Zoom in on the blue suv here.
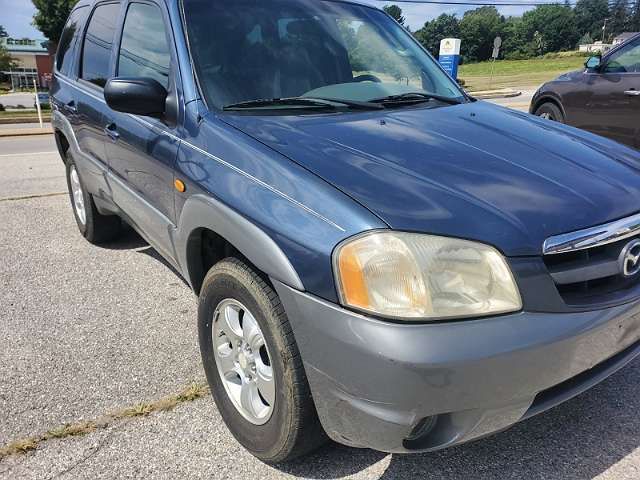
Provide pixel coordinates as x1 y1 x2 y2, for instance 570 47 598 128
52 0 640 463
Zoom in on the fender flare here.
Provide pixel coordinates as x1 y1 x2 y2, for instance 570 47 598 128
174 194 304 293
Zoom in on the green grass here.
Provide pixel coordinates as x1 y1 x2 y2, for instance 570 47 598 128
459 54 587 91
0 109 50 118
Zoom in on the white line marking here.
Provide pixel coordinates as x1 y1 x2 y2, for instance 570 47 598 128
0 151 58 158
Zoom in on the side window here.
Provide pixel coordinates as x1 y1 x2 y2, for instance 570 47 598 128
117 3 171 88
604 39 640 74
56 6 89 75
81 3 121 88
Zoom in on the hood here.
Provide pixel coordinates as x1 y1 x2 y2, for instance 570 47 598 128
220 101 640 256
554 69 584 82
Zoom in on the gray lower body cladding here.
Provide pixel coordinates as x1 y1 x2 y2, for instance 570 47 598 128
274 281 640 453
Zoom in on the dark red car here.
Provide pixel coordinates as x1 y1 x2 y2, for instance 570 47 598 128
530 33 640 148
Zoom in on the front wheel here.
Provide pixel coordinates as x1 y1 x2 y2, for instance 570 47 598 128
198 258 327 463
535 102 564 123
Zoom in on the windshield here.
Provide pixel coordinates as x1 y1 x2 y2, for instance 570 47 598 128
182 0 465 111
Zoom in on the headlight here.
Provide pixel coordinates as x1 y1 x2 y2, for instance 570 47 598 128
333 231 521 320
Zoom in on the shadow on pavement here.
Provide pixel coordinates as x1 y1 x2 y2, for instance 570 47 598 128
278 359 640 480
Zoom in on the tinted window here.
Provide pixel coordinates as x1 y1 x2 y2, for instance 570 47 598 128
81 3 121 87
118 3 171 87
605 38 640 73
56 6 89 75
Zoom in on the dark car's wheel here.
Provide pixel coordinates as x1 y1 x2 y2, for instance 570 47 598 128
64 154 121 244
198 258 327 463
535 102 564 122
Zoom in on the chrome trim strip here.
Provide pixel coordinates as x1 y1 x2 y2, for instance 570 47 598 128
55 75 344 232
543 213 640 255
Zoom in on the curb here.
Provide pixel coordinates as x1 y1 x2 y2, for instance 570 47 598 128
470 90 522 100
0 127 53 138
0 116 52 125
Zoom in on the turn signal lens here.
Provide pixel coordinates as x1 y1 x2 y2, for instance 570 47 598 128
333 232 521 320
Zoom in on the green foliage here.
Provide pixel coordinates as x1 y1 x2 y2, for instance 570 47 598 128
383 5 405 26
32 0 79 44
414 14 460 57
632 0 640 31
459 7 504 62
519 5 579 55
607 0 631 40
574 0 609 40
0 44 17 71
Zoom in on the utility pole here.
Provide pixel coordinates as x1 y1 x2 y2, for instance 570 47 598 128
602 18 608 43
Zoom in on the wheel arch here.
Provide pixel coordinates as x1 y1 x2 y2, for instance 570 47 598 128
531 94 566 120
176 195 304 295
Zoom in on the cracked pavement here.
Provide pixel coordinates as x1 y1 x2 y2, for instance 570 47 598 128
1 134 640 479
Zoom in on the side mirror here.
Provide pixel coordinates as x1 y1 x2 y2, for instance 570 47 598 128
585 56 601 71
104 77 167 117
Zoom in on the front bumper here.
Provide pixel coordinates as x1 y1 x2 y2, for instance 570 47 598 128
274 281 640 453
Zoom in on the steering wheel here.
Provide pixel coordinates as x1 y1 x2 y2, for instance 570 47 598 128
353 74 382 83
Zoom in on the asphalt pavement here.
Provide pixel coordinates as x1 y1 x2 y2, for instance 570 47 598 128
1 134 639 479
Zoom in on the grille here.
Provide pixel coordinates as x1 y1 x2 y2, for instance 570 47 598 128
543 235 640 308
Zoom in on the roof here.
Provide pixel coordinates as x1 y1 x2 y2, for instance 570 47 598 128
0 37 49 54
614 32 639 41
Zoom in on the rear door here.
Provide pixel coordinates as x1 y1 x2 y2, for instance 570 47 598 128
103 0 181 260
74 1 123 191
577 38 640 148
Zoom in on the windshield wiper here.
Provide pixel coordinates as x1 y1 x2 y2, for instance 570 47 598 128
370 92 463 106
223 96 382 111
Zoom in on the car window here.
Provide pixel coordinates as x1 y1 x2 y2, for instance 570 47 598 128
56 6 90 76
81 2 121 88
117 2 171 88
604 38 640 73
182 0 464 110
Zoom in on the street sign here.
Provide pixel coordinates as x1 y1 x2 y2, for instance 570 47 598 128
492 36 502 59
438 38 461 79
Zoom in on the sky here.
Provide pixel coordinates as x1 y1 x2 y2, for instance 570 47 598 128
0 0 535 39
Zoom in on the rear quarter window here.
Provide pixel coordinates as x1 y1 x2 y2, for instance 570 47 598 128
80 2 121 88
56 6 89 76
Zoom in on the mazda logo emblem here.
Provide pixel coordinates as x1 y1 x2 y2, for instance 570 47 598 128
618 239 640 277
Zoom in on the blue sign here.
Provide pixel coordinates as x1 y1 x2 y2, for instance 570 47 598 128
439 54 460 80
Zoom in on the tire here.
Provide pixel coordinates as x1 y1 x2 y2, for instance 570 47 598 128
198 258 327 463
64 153 121 244
535 102 564 123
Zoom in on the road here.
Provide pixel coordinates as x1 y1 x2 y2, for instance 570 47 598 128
0 134 639 479
0 93 36 109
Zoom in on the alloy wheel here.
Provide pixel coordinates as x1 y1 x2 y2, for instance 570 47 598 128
212 298 275 425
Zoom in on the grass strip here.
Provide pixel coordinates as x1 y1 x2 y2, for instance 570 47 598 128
0 382 209 462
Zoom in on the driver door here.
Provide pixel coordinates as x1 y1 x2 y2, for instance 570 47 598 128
579 37 640 148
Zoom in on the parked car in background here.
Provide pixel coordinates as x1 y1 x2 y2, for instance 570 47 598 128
530 33 640 148
34 92 50 109
53 0 640 464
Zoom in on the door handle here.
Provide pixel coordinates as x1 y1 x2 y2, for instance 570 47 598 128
65 100 77 113
624 90 640 96
104 122 120 141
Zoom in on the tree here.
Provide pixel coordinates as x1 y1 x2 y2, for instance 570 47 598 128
578 32 594 45
459 7 504 62
0 44 17 72
574 0 609 39
519 5 578 54
608 0 631 39
383 5 405 26
32 0 79 45
632 0 640 31
414 14 460 57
